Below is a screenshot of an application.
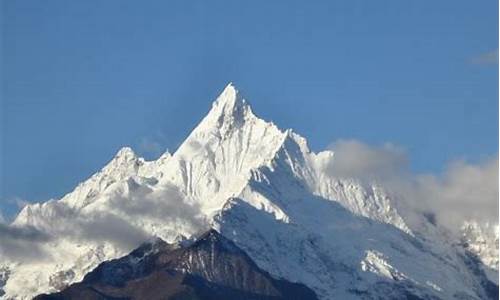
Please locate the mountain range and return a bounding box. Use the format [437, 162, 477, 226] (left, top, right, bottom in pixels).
[0, 84, 497, 299]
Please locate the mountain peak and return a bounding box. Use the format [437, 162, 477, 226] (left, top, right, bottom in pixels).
[114, 147, 137, 160]
[213, 82, 244, 109]
[201, 83, 254, 133]
[103, 146, 139, 172]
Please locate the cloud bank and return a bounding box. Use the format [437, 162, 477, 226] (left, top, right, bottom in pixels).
[324, 139, 498, 231]
[108, 181, 208, 230]
[323, 139, 408, 181]
[416, 158, 498, 229]
[0, 180, 208, 262]
[0, 223, 52, 261]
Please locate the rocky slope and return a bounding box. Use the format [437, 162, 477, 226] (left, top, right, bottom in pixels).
[35, 229, 318, 300]
[0, 84, 497, 299]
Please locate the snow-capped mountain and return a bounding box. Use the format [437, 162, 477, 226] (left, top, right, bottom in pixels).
[1, 84, 497, 299]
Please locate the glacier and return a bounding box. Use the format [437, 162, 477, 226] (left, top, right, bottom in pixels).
[1, 83, 498, 299]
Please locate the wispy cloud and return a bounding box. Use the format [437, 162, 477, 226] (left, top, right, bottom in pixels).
[138, 137, 164, 158]
[470, 49, 499, 65]
[136, 131, 171, 159]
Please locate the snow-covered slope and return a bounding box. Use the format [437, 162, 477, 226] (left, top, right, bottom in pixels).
[460, 221, 499, 285]
[1, 84, 497, 299]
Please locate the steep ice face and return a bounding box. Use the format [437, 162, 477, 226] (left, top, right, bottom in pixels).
[156, 83, 288, 215]
[196, 83, 252, 135]
[211, 132, 489, 299]
[1, 84, 497, 300]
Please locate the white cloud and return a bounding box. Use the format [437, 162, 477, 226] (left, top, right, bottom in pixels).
[68, 212, 151, 249]
[324, 139, 408, 181]
[324, 139, 498, 232]
[106, 181, 209, 231]
[0, 223, 52, 261]
[415, 158, 498, 229]
[0, 181, 209, 262]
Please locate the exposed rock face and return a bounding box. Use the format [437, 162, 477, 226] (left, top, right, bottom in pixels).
[35, 229, 318, 300]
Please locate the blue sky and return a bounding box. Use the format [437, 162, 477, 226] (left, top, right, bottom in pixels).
[1, 0, 498, 217]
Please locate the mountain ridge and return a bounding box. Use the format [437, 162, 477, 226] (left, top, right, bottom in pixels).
[34, 229, 319, 300]
[1, 84, 497, 300]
